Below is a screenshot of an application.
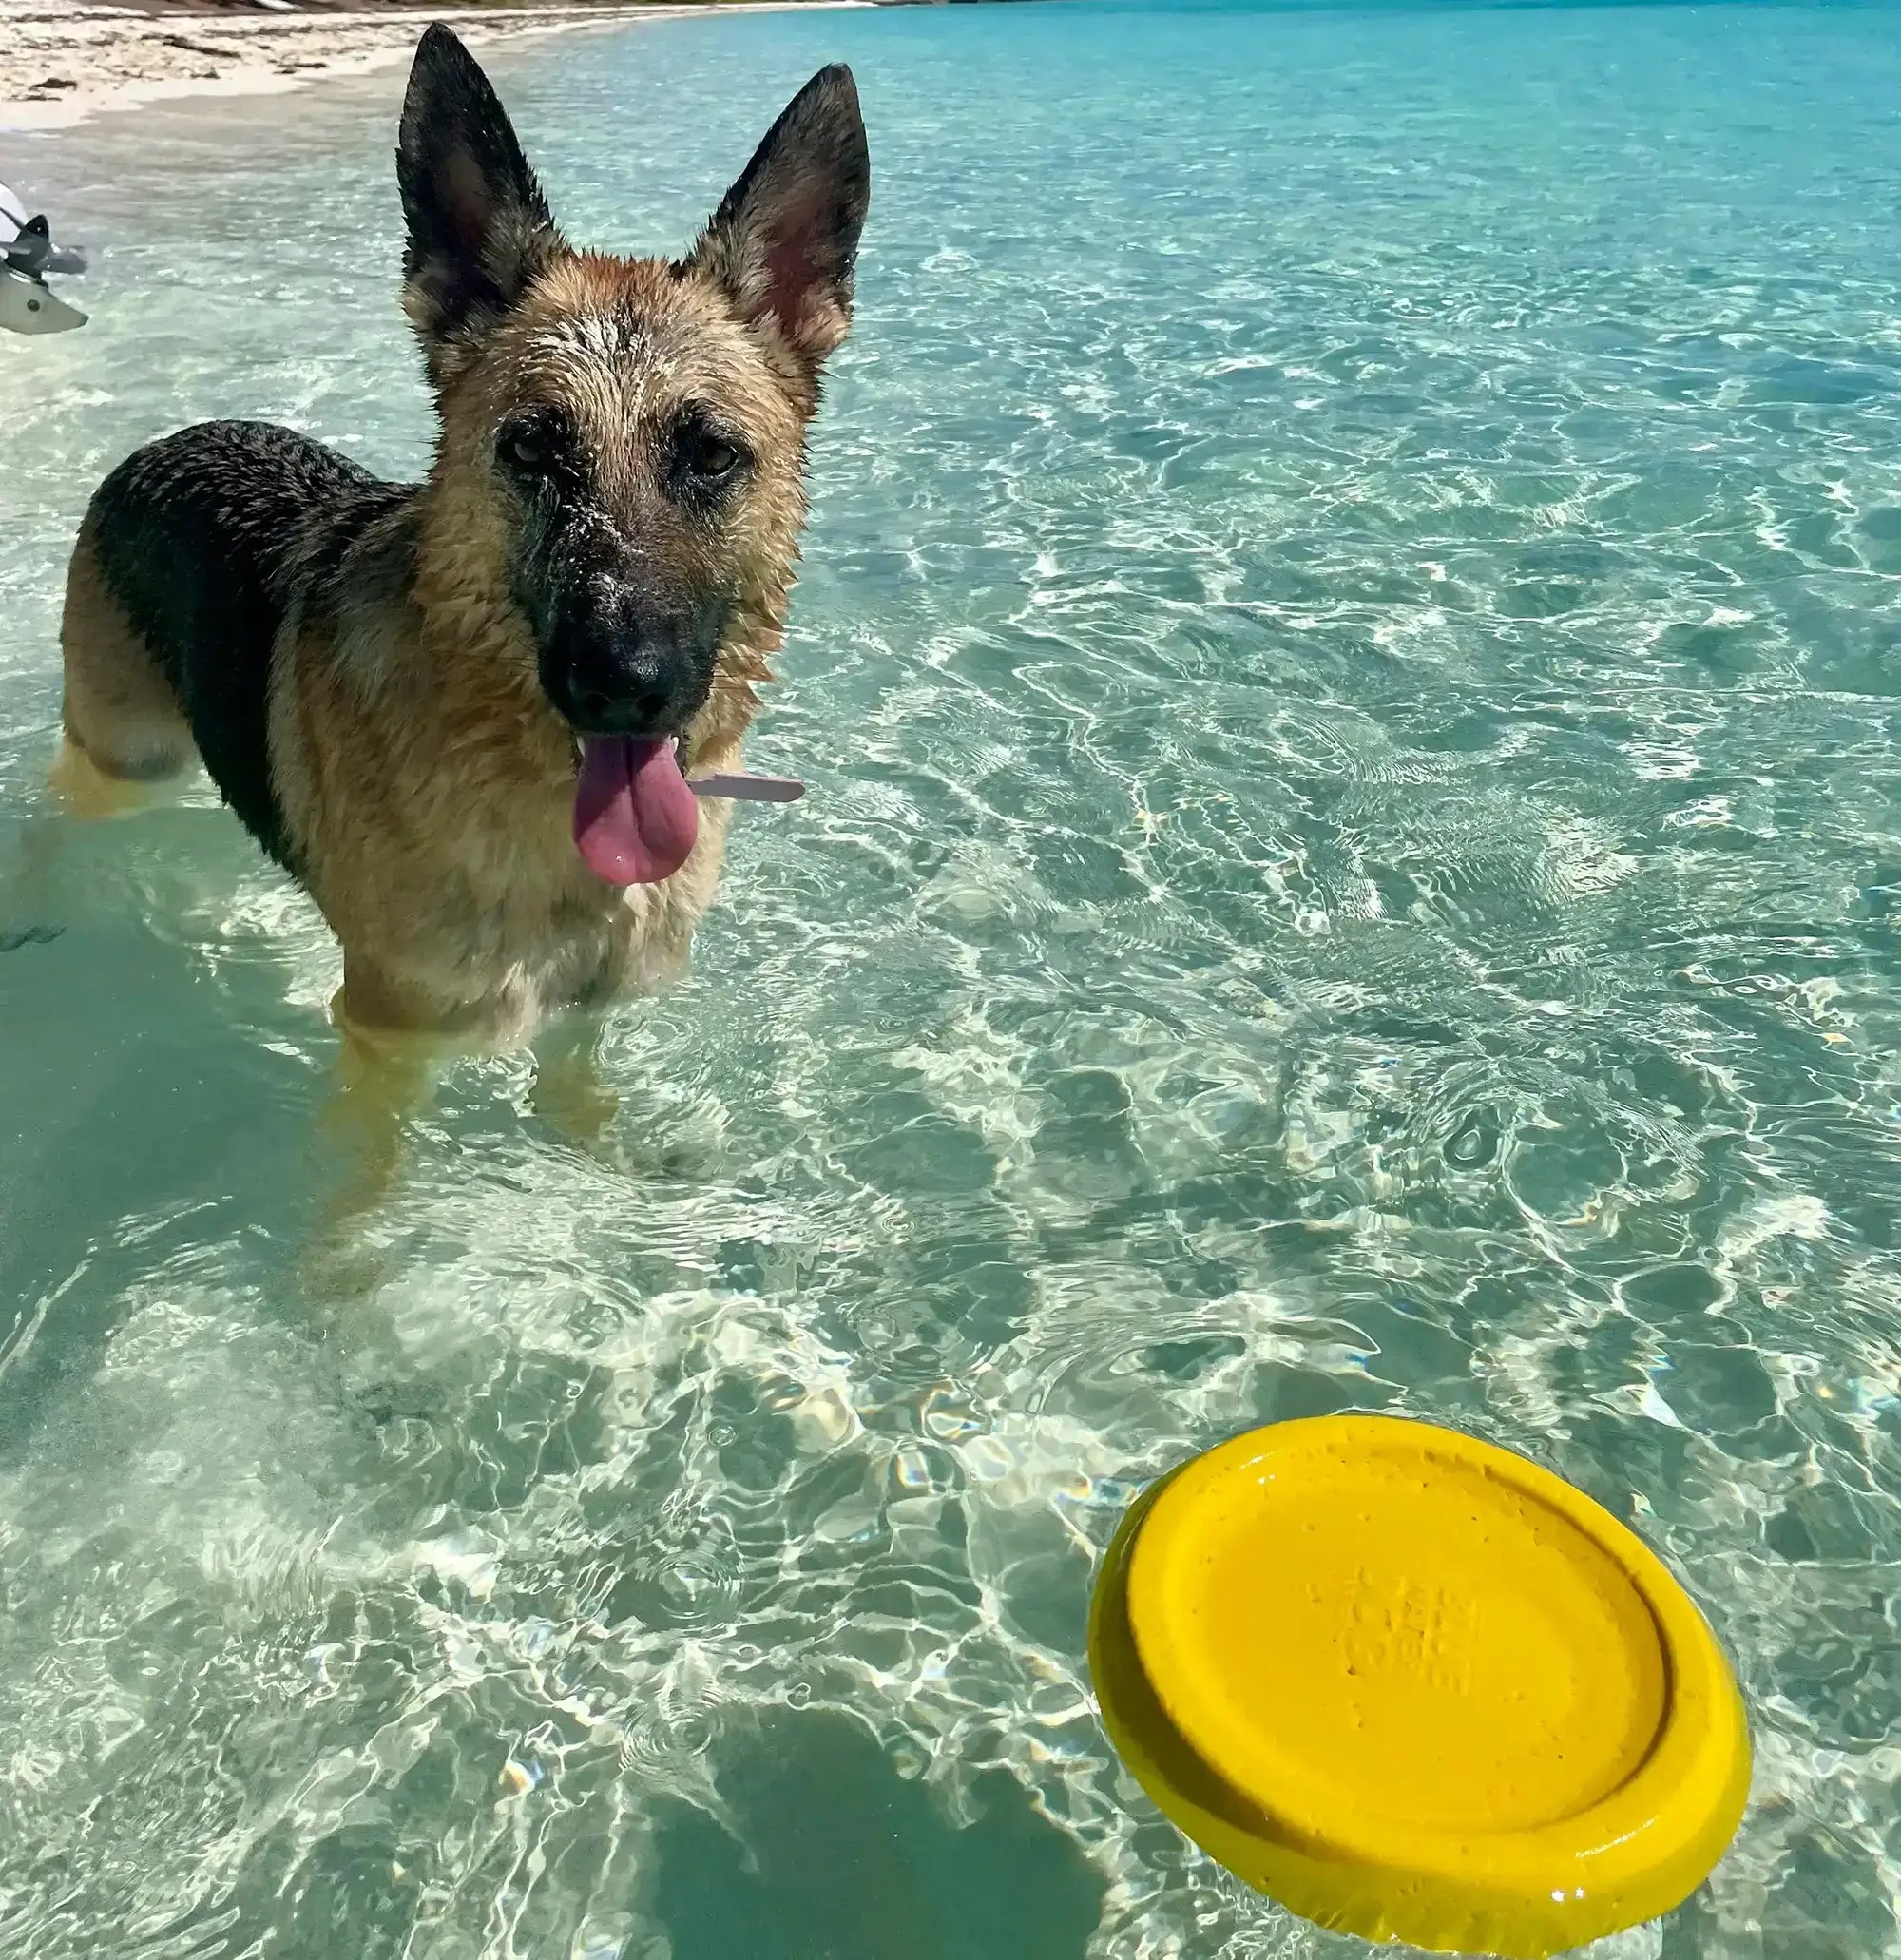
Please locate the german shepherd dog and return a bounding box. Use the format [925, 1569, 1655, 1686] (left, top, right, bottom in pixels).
[59, 25, 868, 1054]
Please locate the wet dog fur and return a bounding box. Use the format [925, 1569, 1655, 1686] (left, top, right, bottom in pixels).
[59, 25, 868, 1047]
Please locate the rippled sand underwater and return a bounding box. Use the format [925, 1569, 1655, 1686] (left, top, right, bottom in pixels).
[2, 1, 1899, 1954]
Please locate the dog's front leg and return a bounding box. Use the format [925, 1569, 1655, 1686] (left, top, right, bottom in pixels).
[528, 1012, 622, 1161]
[303, 969, 461, 1303]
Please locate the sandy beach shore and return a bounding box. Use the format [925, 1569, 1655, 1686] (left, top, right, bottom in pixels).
[0, 0, 867, 132]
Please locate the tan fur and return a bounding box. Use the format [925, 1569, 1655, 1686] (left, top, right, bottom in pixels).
[59, 522, 192, 783]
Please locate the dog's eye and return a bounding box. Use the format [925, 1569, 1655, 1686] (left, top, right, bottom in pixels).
[499, 422, 549, 472]
[679, 426, 745, 483]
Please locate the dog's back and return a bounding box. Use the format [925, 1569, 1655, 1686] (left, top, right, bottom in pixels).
[63, 420, 405, 867]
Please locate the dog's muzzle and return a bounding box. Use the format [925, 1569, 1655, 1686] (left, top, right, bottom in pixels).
[539, 602, 711, 739]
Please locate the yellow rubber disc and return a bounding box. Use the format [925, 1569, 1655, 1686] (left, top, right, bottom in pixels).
[1088, 1414, 1750, 1957]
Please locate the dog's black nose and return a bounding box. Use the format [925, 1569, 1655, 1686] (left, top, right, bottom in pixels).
[536, 580, 721, 739]
[545, 615, 694, 738]
[567, 674, 673, 735]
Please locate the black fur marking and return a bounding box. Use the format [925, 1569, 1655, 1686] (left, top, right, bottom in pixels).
[88, 421, 412, 872]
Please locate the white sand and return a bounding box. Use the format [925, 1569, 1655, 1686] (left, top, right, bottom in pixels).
[0, 0, 867, 132]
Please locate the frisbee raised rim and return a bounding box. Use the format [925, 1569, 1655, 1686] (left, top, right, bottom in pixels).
[1089, 1414, 1751, 1958]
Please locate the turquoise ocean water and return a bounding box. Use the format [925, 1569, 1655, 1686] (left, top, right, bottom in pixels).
[2, 1, 1899, 1952]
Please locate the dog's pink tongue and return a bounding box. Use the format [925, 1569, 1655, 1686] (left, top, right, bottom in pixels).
[573, 736, 699, 885]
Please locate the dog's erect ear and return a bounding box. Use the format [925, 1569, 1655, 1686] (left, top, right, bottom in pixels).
[682, 66, 870, 385]
[396, 24, 565, 378]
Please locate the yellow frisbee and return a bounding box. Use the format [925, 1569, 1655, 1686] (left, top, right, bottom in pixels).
[1088, 1415, 1750, 1957]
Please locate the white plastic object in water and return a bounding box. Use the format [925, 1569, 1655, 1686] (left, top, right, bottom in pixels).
[0, 266, 86, 335]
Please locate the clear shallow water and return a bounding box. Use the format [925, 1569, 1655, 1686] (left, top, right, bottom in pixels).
[3, 0, 1900, 1952]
